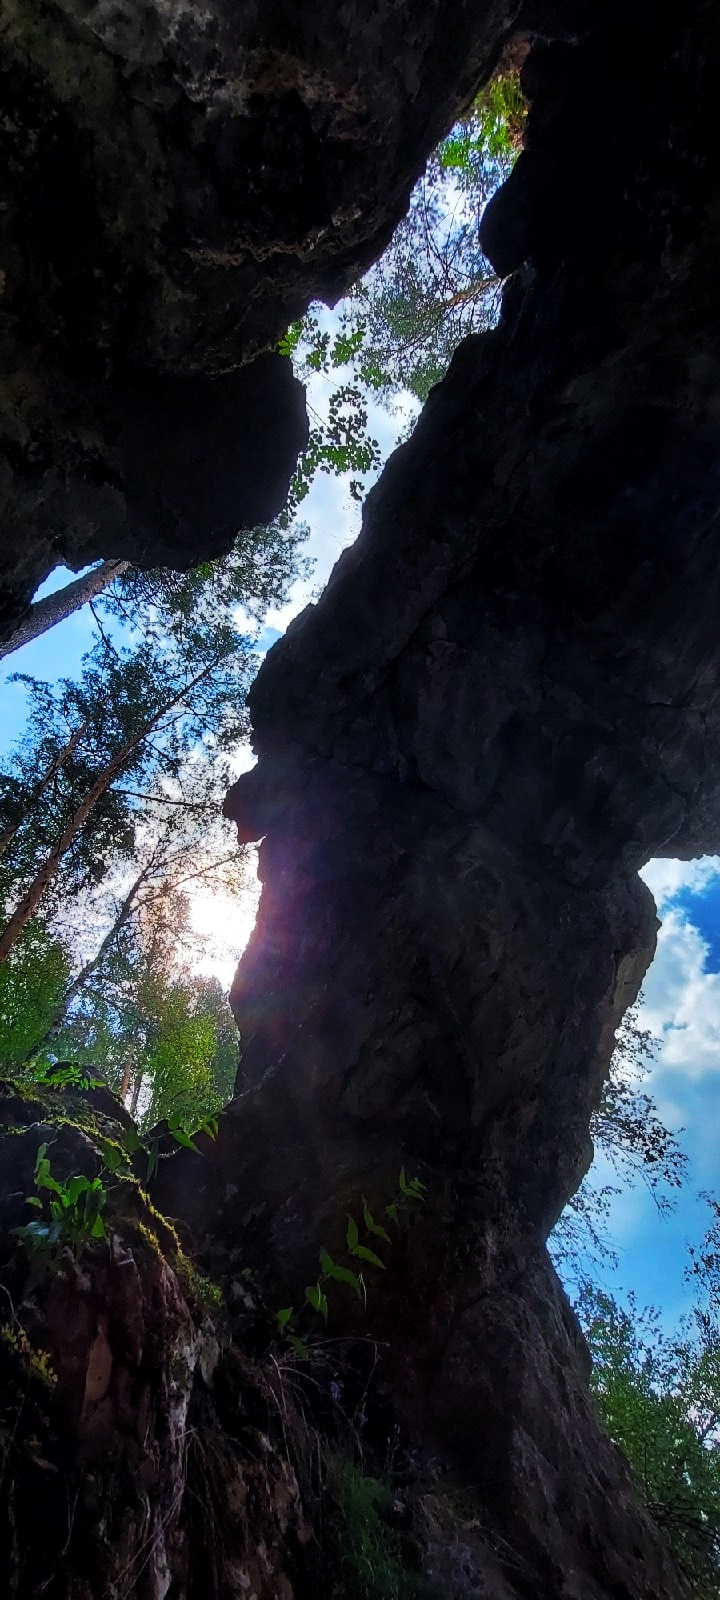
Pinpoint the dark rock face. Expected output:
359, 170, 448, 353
162, 0, 720, 1592
3, 0, 720, 1594
0, 1081, 311, 1600
0, 0, 518, 635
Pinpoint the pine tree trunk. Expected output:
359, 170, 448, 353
24, 861, 154, 1058
119, 1059, 134, 1104
0, 719, 90, 857
0, 560, 132, 661
129, 1071, 144, 1118
0, 657, 218, 964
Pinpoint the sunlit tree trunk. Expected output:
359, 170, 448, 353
129, 1071, 144, 1119
24, 860, 155, 1059
119, 1058, 134, 1104
0, 658, 219, 964
0, 561, 131, 662
0, 718, 90, 857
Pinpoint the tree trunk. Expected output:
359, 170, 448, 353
0, 657, 220, 964
119, 1058, 134, 1104
129, 1070, 144, 1118
0, 718, 90, 857
0, 560, 132, 662
24, 860, 155, 1058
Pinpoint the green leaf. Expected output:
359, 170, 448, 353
326, 1261, 363, 1298
168, 1122, 199, 1153
385, 1202, 400, 1226
319, 1247, 335, 1276
277, 319, 303, 358
25, 1195, 43, 1209
13, 1221, 51, 1248
305, 1284, 329, 1321
34, 1145, 62, 1195
350, 1243, 386, 1271
97, 1138, 124, 1173
362, 1197, 391, 1244
346, 1214, 359, 1250
399, 1167, 426, 1200
122, 1126, 143, 1155
65, 1175, 92, 1205
286, 1334, 310, 1358
276, 1306, 294, 1331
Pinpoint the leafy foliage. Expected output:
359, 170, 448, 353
579, 1280, 720, 1596
0, 628, 251, 949
0, 510, 296, 1090
0, 503, 309, 964
278, 69, 524, 525
132, 970, 238, 1131
31, 922, 239, 1134
0, 1321, 57, 1387
689, 1195, 720, 1316
13, 1142, 107, 1265
437, 71, 527, 170
0, 915, 70, 1065
104, 518, 311, 637
277, 1173, 426, 1355
283, 380, 383, 519
552, 1003, 687, 1275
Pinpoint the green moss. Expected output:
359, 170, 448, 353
174, 1251, 224, 1313
1, 1076, 225, 1326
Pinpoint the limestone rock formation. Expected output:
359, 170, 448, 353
2, 0, 720, 1595
184, 0, 717, 1591
0, 0, 517, 636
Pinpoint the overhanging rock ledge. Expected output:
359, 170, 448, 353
0, 0, 521, 636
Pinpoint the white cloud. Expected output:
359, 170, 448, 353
638, 909, 720, 1080
640, 855, 720, 911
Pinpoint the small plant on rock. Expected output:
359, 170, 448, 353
276, 1169, 427, 1355
13, 1141, 107, 1264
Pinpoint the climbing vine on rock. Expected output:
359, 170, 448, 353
276, 1170, 426, 1355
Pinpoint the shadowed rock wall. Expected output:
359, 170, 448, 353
2, 0, 720, 1594
161, 0, 720, 1592
0, 0, 519, 635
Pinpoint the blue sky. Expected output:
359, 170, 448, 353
0, 566, 103, 747
579, 856, 720, 1327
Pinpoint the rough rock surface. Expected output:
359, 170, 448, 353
165, 0, 720, 1593
0, 0, 519, 636
0, 1080, 311, 1600
3, 0, 720, 1595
